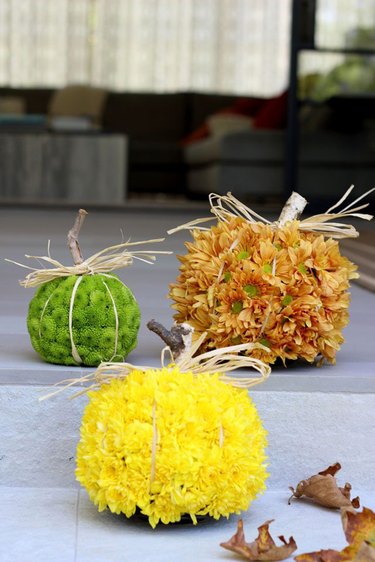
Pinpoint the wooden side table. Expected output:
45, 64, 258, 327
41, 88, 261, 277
0, 132, 127, 203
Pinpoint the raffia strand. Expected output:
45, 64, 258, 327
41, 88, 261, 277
6, 238, 172, 288
167, 186, 375, 239
39, 332, 271, 402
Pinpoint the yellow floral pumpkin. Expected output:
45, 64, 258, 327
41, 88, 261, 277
76, 365, 268, 527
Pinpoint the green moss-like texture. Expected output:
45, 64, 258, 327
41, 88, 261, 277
27, 274, 140, 366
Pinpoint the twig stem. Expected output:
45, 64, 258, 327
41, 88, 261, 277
147, 320, 193, 362
67, 209, 88, 265
278, 192, 307, 226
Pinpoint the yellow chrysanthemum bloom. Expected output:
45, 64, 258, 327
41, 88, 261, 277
170, 219, 358, 365
76, 366, 268, 527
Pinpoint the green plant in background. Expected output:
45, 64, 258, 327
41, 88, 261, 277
311, 56, 375, 102
346, 26, 375, 50
299, 57, 375, 102
298, 25, 375, 102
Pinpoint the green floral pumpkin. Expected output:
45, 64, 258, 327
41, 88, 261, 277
27, 274, 140, 366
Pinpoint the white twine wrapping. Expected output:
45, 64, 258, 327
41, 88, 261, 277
149, 400, 158, 490
69, 277, 83, 364
219, 425, 224, 448
168, 186, 375, 239
6, 238, 172, 288
37, 272, 122, 366
40, 330, 271, 402
102, 279, 119, 362
38, 290, 55, 339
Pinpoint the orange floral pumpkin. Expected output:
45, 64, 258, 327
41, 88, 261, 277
169, 190, 372, 366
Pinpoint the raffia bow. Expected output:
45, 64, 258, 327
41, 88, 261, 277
168, 185, 375, 238
7, 238, 172, 288
6, 209, 172, 287
40, 324, 271, 401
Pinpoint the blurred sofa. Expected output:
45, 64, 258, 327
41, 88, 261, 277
185, 128, 375, 202
1, 86, 374, 202
184, 94, 375, 202
0, 87, 239, 196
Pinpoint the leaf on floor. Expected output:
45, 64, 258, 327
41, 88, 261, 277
341, 507, 375, 559
294, 549, 342, 561
289, 463, 360, 509
220, 518, 297, 561
295, 506, 375, 562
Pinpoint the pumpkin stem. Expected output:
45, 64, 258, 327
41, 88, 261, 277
288, 486, 298, 505
147, 319, 193, 362
278, 192, 307, 226
67, 209, 88, 265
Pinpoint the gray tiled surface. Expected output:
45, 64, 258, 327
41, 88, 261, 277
0, 206, 374, 561
2, 384, 374, 489
0, 487, 77, 562
1, 487, 374, 562
0, 207, 374, 392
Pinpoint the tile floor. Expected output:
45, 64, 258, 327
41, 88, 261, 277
1, 487, 374, 562
1, 206, 374, 391
0, 205, 374, 562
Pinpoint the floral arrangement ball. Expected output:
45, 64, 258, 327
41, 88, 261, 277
170, 218, 357, 365
76, 366, 268, 527
27, 274, 140, 367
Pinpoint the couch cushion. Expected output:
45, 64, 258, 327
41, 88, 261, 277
207, 114, 253, 139
185, 129, 375, 166
186, 163, 283, 198
187, 93, 239, 131
0, 96, 26, 115
48, 85, 107, 125
184, 130, 285, 165
253, 90, 288, 129
0, 88, 54, 114
183, 93, 273, 143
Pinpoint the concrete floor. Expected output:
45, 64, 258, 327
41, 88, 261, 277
1, 487, 374, 562
1, 205, 374, 391
0, 205, 374, 562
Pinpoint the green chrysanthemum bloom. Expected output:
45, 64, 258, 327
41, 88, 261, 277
27, 274, 140, 366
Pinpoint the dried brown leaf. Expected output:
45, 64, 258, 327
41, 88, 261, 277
295, 550, 343, 562
318, 463, 342, 477
341, 507, 375, 546
295, 506, 375, 562
220, 518, 297, 561
289, 463, 360, 509
295, 541, 375, 562
351, 541, 375, 562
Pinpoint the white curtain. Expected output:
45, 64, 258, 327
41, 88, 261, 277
91, 0, 292, 95
0, 0, 291, 95
0, 0, 373, 95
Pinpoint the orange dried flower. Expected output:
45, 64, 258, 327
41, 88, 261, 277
169, 217, 358, 366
